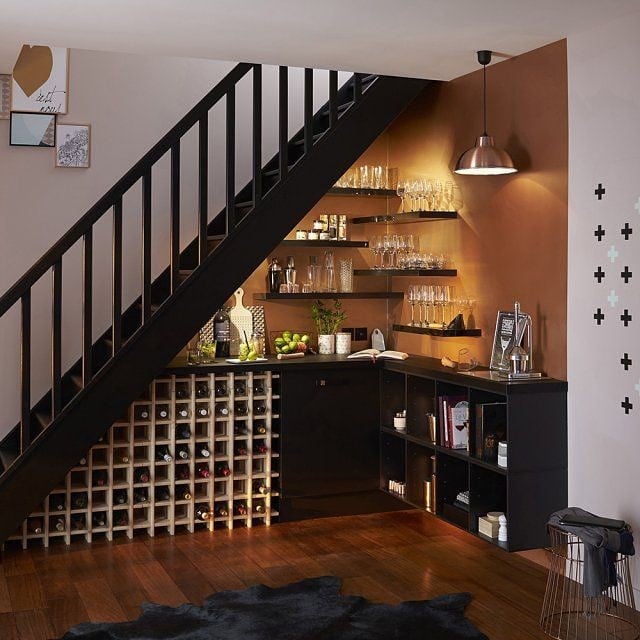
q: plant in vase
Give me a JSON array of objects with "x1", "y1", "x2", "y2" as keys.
[{"x1": 311, "y1": 299, "x2": 347, "y2": 354}]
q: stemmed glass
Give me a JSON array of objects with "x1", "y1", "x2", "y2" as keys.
[
  {"x1": 396, "y1": 181, "x2": 406, "y2": 212},
  {"x1": 407, "y1": 286, "x2": 418, "y2": 326}
]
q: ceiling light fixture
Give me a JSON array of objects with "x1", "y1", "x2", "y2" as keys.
[{"x1": 454, "y1": 50, "x2": 517, "y2": 176}]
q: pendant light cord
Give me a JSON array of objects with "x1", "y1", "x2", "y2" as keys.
[{"x1": 482, "y1": 63, "x2": 487, "y2": 136}]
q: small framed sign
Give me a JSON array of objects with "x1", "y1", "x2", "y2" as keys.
[{"x1": 489, "y1": 310, "x2": 530, "y2": 371}]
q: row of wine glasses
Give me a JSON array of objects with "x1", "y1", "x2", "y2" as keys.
[
  {"x1": 335, "y1": 165, "x2": 399, "y2": 190},
  {"x1": 396, "y1": 179, "x2": 461, "y2": 212},
  {"x1": 407, "y1": 285, "x2": 457, "y2": 328},
  {"x1": 369, "y1": 235, "x2": 449, "y2": 270}
]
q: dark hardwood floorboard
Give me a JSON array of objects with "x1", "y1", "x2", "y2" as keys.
[{"x1": 0, "y1": 510, "x2": 552, "y2": 640}]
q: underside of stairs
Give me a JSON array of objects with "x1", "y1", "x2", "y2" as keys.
[{"x1": 0, "y1": 63, "x2": 431, "y2": 543}]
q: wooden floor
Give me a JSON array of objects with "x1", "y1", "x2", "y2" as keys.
[{"x1": 0, "y1": 509, "x2": 551, "y2": 640}]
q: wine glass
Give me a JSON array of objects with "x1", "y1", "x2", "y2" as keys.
[
  {"x1": 396, "y1": 181, "x2": 406, "y2": 213},
  {"x1": 369, "y1": 235, "x2": 380, "y2": 269},
  {"x1": 407, "y1": 286, "x2": 417, "y2": 326}
]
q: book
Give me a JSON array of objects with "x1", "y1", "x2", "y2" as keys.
[
  {"x1": 475, "y1": 402, "x2": 507, "y2": 461},
  {"x1": 438, "y1": 395, "x2": 468, "y2": 449},
  {"x1": 347, "y1": 349, "x2": 409, "y2": 361}
]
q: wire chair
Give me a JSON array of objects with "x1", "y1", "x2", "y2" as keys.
[{"x1": 540, "y1": 525, "x2": 639, "y2": 640}]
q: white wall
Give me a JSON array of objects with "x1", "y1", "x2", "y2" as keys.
[
  {"x1": 568, "y1": 12, "x2": 640, "y2": 598},
  {"x1": 0, "y1": 48, "x2": 347, "y2": 437}
]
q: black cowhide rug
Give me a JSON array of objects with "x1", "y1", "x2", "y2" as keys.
[{"x1": 61, "y1": 576, "x2": 488, "y2": 639}]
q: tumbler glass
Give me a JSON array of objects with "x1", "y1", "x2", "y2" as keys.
[{"x1": 339, "y1": 258, "x2": 353, "y2": 293}]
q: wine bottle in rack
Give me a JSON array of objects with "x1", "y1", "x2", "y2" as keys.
[
  {"x1": 254, "y1": 422, "x2": 267, "y2": 435},
  {"x1": 53, "y1": 517, "x2": 65, "y2": 532},
  {"x1": 113, "y1": 489, "x2": 128, "y2": 505},
  {"x1": 253, "y1": 500, "x2": 266, "y2": 514},
  {"x1": 133, "y1": 489, "x2": 148, "y2": 504},
  {"x1": 136, "y1": 406, "x2": 150, "y2": 421},
  {"x1": 196, "y1": 405, "x2": 210, "y2": 418},
  {"x1": 50, "y1": 495, "x2": 66, "y2": 511},
  {"x1": 195, "y1": 382, "x2": 210, "y2": 398},
  {"x1": 234, "y1": 503, "x2": 248, "y2": 516},
  {"x1": 71, "y1": 492, "x2": 88, "y2": 509},
  {"x1": 176, "y1": 445, "x2": 190, "y2": 460},
  {"x1": 117, "y1": 451, "x2": 130, "y2": 464},
  {"x1": 71, "y1": 515, "x2": 86, "y2": 531},
  {"x1": 215, "y1": 504, "x2": 229, "y2": 518},
  {"x1": 156, "y1": 406, "x2": 170, "y2": 420},
  {"x1": 176, "y1": 386, "x2": 189, "y2": 400},
  {"x1": 176, "y1": 466, "x2": 190, "y2": 480},
  {"x1": 253, "y1": 480, "x2": 270, "y2": 495},
  {"x1": 197, "y1": 444, "x2": 211, "y2": 458},
  {"x1": 77, "y1": 457, "x2": 87, "y2": 466},
  {"x1": 155, "y1": 486, "x2": 170, "y2": 502},
  {"x1": 92, "y1": 513, "x2": 107, "y2": 528},
  {"x1": 29, "y1": 519, "x2": 43, "y2": 534},
  {"x1": 234, "y1": 401, "x2": 248, "y2": 417},
  {"x1": 253, "y1": 400, "x2": 267, "y2": 415},
  {"x1": 234, "y1": 380, "x2": 247, "y2": 396},
  {"x1": 254, "y1": 442, "x2": 269, "y2": 455},
  {"x1": 234, "y1": 443, "x2": 248, "y2": 457},
  {"x1": 176, "y1": 425, "x2": 191, "y2": 440},
  {"x1": 196, "y1": 464, "x2": 211, "y2": 479},
  {"x1": 114, "y1": 511, "x2": 129, "y2": 527},
  {"x1": 214, "y1": 462, "x2": 230, "y2": 477},
  {"x1": 214, "y1": 381, "x2": 228, "y2": 396},
  {"x1": 234, "y1": 422, "x2": 248, "y2": 436},
  {"x1": 215, "y1": 403, "x2": 230, "y2": 418},
  {"x1": 253, "y1": 380, "x2": 265, "y2": 395},
  {"x1": 177, "y1": 486, "x2": 192, "y2": 500},
  {"x1": 195, "y1": 505, "x2": 211, "y2": 521},
  {"x1": 134, "y1": 467, "x2": 150, "y2": 483},
  {"x1": 176, "y1": 406, "x2": 190, "y2": 419},
  {"x1": 155, "y1": 446, "x2": 173, "y2": 463},
  {"x1": 92, "y1": 470, "x2": 108, "y2": 486}
]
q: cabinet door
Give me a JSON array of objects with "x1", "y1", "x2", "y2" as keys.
[{"x1": 281, "y1": 368, "x2": 380, "y2": 497}]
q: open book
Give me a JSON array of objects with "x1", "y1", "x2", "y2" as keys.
[{"x1": 347, "y1": 349, "x2": 409, "y2": 361}]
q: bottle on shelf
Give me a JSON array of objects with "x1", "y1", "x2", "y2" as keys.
[
  {"x1": 71, "y1": 515, "x2": 86, "y2": 531},
  {"x1": 133, "y1": 489, "x2": 148, "y2": 504},
  {"x1": 253, "y1": 480, "x2": 270, "y2": 495},
  {"x1": 92, "y1": 470, "x2": 108, "y2": 487},
  {"x1": 53, "y1": 517, "x2": 65, "y2": 532},
  {"x1": 213, "y1": 308, "x2": 231, "y2": 358},
  {"x1": 92, "y1": 513, "x2": 107, "y2": 528},
  {"x1": 234, "y1": 401, "x2": 248, "y2": 417},
  {"x1": 234, "y1": 443, "x2": 248, "y2": 457},
  {"x1": 134, "y1": 467, "x2": 150, "y2": 483},
  {"x1": 215, "y1": 504, "x2": 229, "y2": 518},
  {"x1": 234, "y1": 422, "x2": 248, "y2": 436},
  {"x1": 155, "y1": 446, "x2": 173, "y2": 463},
  {"x1": 135, "y1": 406, "x2": 150, "y2": 421},
  {"x1": 117, "y1": 450, "x2": 130, "y2": 464},
  {"x1": 176, "y1": 445, "x2": 190, "y2": 460},
  {"x1": 50, "y1": 495, "x2": 66, "y2": 511},
  {"x1": 234, "y1": 380, "x2": 247, "y2": 396},
  {"x1": 254, "y1": 442, "x2": 269, "y2": 455},
  {"x1": 176, "y1": 425, "x2": 192, "y2": 440},
  {"x1": 196, "y1": 405, "x2": 210, "y2": 418},
  {"x1": 267, "y1": 257, "x2": 283, "y2": 294},
  {"x1": 113, "y1": 489, "x2": 128, "y2": 505},
  {"x1": 155, "y1": 486, "x2": 170, "y2": 502},
  {"x1": 215, "y1": 403, "x2": 230, "y2": 418},
  {"x1": 254, "y1": 422, "x2": 267, "y2": 435},
  {"x1": 195, "y1": 505, "x2": 211, "y2": 521},
  {"x1": 214, "y1": 381, "x2": 228, "y2": 396},
  {"x1": 29, "y1": 519, "x2": 43, "y2": 534},
  {"x1": 234, "y1": 502, "x2": 248, "y2": 516},
  {"x1": 177, "y1": 486, "x2": 192, "y2": 501},
  {"x1": 253, "y1": 380, "x2": 265, "y2": 395},
  {"x1": 214, "y1": 462, "x2": 230, "y2": 477},
  {"x1": 176, "y1": 386, "x2": 189, "y2": 400},
  {"x1": 176, "y1": 406, "x2": 190, "y2": 419},
  {"x1": 196, "y1": 464, "x2": 211, "y2": 479},
  {"x1": 253, "y1": 500, "x2": 267, "y2": 514},
  {"x1": 176, "y1": 465, "x2": 190, "y2": 480},
  {"x1": 253, "y1": 400, "x2": 267, "y2": 415},
  {"x1": 114, "y1": 511, "x2": 129, "y2": 527},
  {"x1": 195, "y1": 382, "x2": 210, "y2": 398},
  {"x1": 77, "y1": 457, "x2": 87, "y2": 466},
  {"x1": 156, "y1": 406, "x2": 170, "y2": 420},
  {"x1": 197, "y1": 445, "x2": 211, "y2": 458},
  {"x1": 71, "y1": 492, "x2": 88, "y2": 509}
]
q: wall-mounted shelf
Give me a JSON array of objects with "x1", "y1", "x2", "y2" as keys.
[
  {"x1": 255, "y1": 292, "x2": 404, "y2": 300},
  {"x1": 351, "y1": 211, "x2": 458, "y2": 225},
  {"x1": 281, "y1": 240, "x2": 369, "y2": 248},
  {"x1": 393, "y1": 323, "x2": 481, "y2": 337},
  {"x1": 326, "y1": 187, "x2": 397, "y2": 197},
  {"x1": 354, "y1": 269, "x2": 457, "y2": 277}
]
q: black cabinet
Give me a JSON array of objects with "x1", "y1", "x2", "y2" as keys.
[{"x1": 280, "y1": 367, "x2": 380, "y2": 499}]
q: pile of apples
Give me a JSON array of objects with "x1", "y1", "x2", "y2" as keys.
[{"x1": 274, "y1": 331, "x2": 310, "y2": 355}]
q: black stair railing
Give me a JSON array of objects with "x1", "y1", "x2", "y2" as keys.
[{"x1": 0, "y1": 62, "x2": 374, "y2": 475}]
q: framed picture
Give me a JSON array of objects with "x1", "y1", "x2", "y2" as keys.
[
  {"x1": 0, "y1": 74, "x2": 10, "y2": 119},
  {"x1": 489, "y1": 309, "x2": 530, "y2": 371},
  {"x1": 56, "y1": 124, "x2": 90, "y2": 168},
  {"x1": 11, "y1": 45, "x2": 69, "y2": 114},
  {"x1": 9, "y1": 111, "x2": 56, "y2": 147}
]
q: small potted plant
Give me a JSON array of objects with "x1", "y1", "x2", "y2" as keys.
[{"x1": 311, "y1": 299, "x2": 346, "y2": 354}]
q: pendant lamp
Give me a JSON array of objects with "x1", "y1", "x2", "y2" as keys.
[{"x1": 454, "y1": 50, "x2": 517, "y2": 176}]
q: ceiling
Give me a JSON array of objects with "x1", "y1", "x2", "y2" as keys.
[{"x1": 1, "y1": 0, "x2": 639, "y2": 79}]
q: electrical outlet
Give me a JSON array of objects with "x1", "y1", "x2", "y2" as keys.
[{"x1": 354, "y1": 327, "x2": 368, "y2": 341}]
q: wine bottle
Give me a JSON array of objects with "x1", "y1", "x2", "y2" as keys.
[
  {"x1": 155, "y1": 446, "x2": 173, "y2": 463},
  {"x1": 176, "y1": 466, "x2": 190, "y2": 480},
  {"x1": 254, "y1": 423, "x2": 267, "y2": 435},
  {"x1": 235, "y1": 402, "x2": 248, "y2": 417},
  {"x1": 253, "y1": 480, "x2": 270, "y2": 495},
  {"x1": 50, "y1": 495, "x2": 66, "y2": 511},
  {"x1": 136, "y1": 406, "x2": 150, "y2": 420},
  {"x1": 155, "y1": 486, "x2": 170, "y2": 502},
  {"x1": 253, "y1": 381, "x2": 265, "y2": 395},
  {"x1": 113, "y1": 489, "x2": 128, "y2": 505},
  {"x1": 253, "y1": 500, "x2": 266, "y2": 514},
  {"x1": 234, "y1": 380, "x2": 247, "y2": 396},
  {"x1": 234, "y1": 422, "x2": 248, "y2": 436},
  {"x1": 254, "y1": 442, "x2": 268, "y2": 455},
  {"x1": 215, "y1": 403, "x2": 230, "y2": 417},
  {"x1": 176, "y1": 445, "x2": 190, "y2": 460},
  {"x1": 93, "y1": 470, "x2": 108, "y2": 487},
  {"x1": 77, "y1": 457, "x2": 87, "y2": 466},
  {"x1": 156, "y1": 406, "x2": 170, "y2": 420},
  {"x1": 214, "y1": 381, "x2": 228, "y2": 396},
  {"x1": 176, "y1": 425, "x2": 191, "y2": 440},
  {"x1": 195, "y1": 505, "x2": 211, "y2": 521},
  {"x1": 114, "y1": 511, "x2": 129, "y2": 527},
  {"x1": 213, "y1": 308, "x2": 231, "y2": 358},
  {"x1": 215, "y1": 504, "x2": 229, "y2": 518},
  {"x1": 214, "y1": 462, "x2": 230, "y2": 477},
  {"x1": 71, "y1": 516, "x2": 86, "y2": 530},
  {"x1": 54, "y1": 517, "x2": 65, "y2": 532},
  {"x1": 92, "y1": 513, "x2": 106, "y2": 528},
  {"x1": 134, "y1": 467, "x2": 150, "y2": 483},
  {"x1": 234, "y1": 443, "x2": 248, "y2": 457},
  {"x1": 133, "y1": 489, "x2": 148, "y2": 504},
  {"x1": 177, "y1": 406, "x2": 190, "y2": 419},
  {"x1": 176, "y1": 386, "x2": 189, "y2": 400},
  {"x1": 234, "y1": 503, "x2": 248, "y2": 516},
  {"x1": 196, "y1": 464, "x2": 211, "y2": 479},
  {"x1": 197, "y1": 445, "x2": 210, "y2": 458},
  {"x1": 29, "y1": 519, "x2": 43, "y2": 534},
  {"x1": 253, "y1": 401, "x2": 267, "y2": 415},
  {"x1": 196, "y1": 405, "x2": 209, "y2": 418},
  {"x1": 71, "y1": 492, "x2": 88, "y2": 509},
  {"x1": 177, "y1": 486, "x2": 192, "y2": 500},
  {"x1": 195, "y1": 382, "x2": 210, "y2": 398}
]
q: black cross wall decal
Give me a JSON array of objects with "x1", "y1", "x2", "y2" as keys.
[
  {"x1": 594, "y1": 267, "x2": 605, "y2": 283},
  {"x1": 594, "y1": 308, "x2": 605, "y2": 325},
  {"x1": 595, "y1": 183, "x2": 606, "y2": 199},
  {"x1": 621, "y1": 266, "x2": 633, "y2": 283},
  {"x1": 621, "y1": 223, "x2": 633, "y2": 240},
  {"x1": 594, "y1": 225, "x2": 605, "y2": 241},
  {"x1": 621, "y1": 353, "x2": 632, "y2": 370},
  {"x1": 622, "y1": 397, "x2": 633, "y2": 414},
  {"x1": 620, "y1": 309, "x2": 632, "y2": 326}
]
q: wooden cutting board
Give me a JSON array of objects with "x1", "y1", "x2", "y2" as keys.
[{"x1": 229, "y1": 288, "x2": 253, "y2": 355}]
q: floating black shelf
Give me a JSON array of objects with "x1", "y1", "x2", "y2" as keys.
[
  {"x1": 281, "y1": 240, "x2": 369, "y2": 248},
  {"x1": 354, "y1": 268, "x2": 457, "y2": 277},
  {"x1": 326, "y1": 187, "x2": 398, "y2": 197},
  {"x1": 392, "y1": 323, "x2": 481, "y2": 337},
  {"x1": 254, "y1": 292, "x2": 404, "y2": 300},
  {"x1": 351, "y1": 211, "x2": 458, "y2": 225}
]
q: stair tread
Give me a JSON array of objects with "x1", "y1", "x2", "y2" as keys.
[
  {"x1": 235, "y1": 200, "x2": 254, "y2": 208},
  {"x1": 292, "y1": 132, "x2": 325, "y2": 147},
  {"x1": 320, "y1": 101, "x2": 354, "y2": 117}
]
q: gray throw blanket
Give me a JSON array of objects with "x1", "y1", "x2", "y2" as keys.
[{"x1": 548, "y1": 507, "x2": 635, "y2": 597}]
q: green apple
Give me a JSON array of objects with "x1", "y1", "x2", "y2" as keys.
[
  {"x1": 301, "y1": 334, "x2": 310, "y2": 344},
  {"x1": 281, "y1": 345, "x2": 291, "y2": 354},
  {"x1": 247, "y1": 351, "x2": 257, "y2": 361},
  {"x1": 292, "y1": 333, "x2": 301, "y2": 342}
]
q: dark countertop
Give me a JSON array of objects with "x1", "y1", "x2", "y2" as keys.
[{"x1": 165, "y1": 353, "x2": 567, "y2": 395}]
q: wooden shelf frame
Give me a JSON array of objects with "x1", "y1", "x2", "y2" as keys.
[
  {"x1": 254, "y1": 292, "x2": 404, "y2": 300},
  {"x1": 354, "y1": 269, "x2": 457, "y2": 277},
  {"x1": 281, "y1": 240, "x2": 369, "y2": 248},
  {"x1": 351, "y1": 211, "x2": 458, "y2": 224},
  {"x1": 392, "y1": 323, "x2": 482, "y2": 337}
]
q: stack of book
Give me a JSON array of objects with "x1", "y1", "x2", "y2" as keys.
[{"x1": 438, "y1": 395, "x2": 469, "y2": 449}]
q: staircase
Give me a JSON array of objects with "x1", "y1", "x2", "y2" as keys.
[{"x1": 0, "y1": 63, "x2": 430, "y2": 543}]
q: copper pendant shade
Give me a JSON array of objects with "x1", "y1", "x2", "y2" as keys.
[{"x1": 454, "y1": 51, "x2": 517, "y2": 176}]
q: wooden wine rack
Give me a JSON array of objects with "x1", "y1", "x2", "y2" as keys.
[{"x1": 6, "y1": 371, "x2": 281, "y2": 548}]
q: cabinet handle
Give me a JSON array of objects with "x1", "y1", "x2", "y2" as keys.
[{"x1": 315, "y1": 378, "x2": 348, "y2": 387}]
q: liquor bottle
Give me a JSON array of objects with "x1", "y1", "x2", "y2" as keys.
[
  {"x1": 114, "y1": 511, "x2": 129, "y2": 527},
  {"x1": 253, "y1": 500, "x2": 266, "y2": 514},
  {"x1": 234, "y1": 443, "x2": 248, "y2": 457},
  {"x1": 197, "y1": 464, "x2": 211, "y2": 479},
  {"x1": 176, "y1": 425, "x2": 191, "y2": 440},
  {"x1": 176, "y1": 406, "x2": 190, "y2": 419},
  {"x1": 155, "y1": 446, "x2": 173, "y2": 463},
  {"x1": 267, "y1": 257, "x2": 282, "y2": 294},
  {"x1": 156, "y1": 406, "x2": 170, "y2": 420},
  {"x1": 92, "y1": 513, "x2": 106, "y2": 528},
  {"x1": 196, "y1": 405, "x2": 209, "y2": 418},
  {"x1": 195, "y1": 382, "x2": 210, "y2": 398},
  {"x1": 113, "y1": 489, "x2": 128, "y2": 505},
  {"x1": 234, "y1": 502, "x2": 248, "y2": 516},
  {"x1": 136, "y1": 406, "x2": 150, "y2": 421},
  {"x1": 197, "y1": 445, "x2": 211, "y2": 458},
  {"x1": 214, "y1": 462, "x2": 230, "y2": 477},
  {"x1": 53, "y1": 517, "x2": 65, "y2": 532},
  {"x1": 155, "y1": 486, "x2": 170, "y2": 502},
  {"x1": 177, "y1": 486, "x2": 192, "y2": 500},
  {"x1": 253, "y1": 401, "x2": 267, "y2": 415},
  {"x1": 234, "y1": 380, "x2": 247, "y2": 396},
  {"x1": 215, "y1": 403, "x2": 230, "y2": 418},
  {"x1": 50, "y1": 495, "x2": 66, "y2": 511},
  {"x1": 253, "y1": 380, "x2": 265, "y2": 395},
  {"x1": 71, "y1": 515, "x2": 86, "y2": 531},
  {"x1": 133, "y1": 489, "x2": 148, "y2": 504},
  {"x1": 176, "y1": 445, "x2": 190, "y2": 460},
  {"x1": 213, "y1": 308, "x2": 231, "y2": 358},
  {"x1": 254, "y1": 442, "x2": 268, "y2": 455},
  {"x1": 176, "y1": 386, "x2": 189, "y2": 400},
  {"x1": 215, "y1": 504, "x2": 229, "y2": 518},
  {"x1": 214, "y1": 381, "x2": 228, "y2": 396},
  {"x1": 176, "y1": 466, "x2": 190, "y2": 480},
  {"x1": 254, "y1": 423, "x2": 267, "y2": 435},
  {"x1": 118, "y1": 451, "x2": 130, "y2": 464},
  {"x1": 234, "y1": 402, "x2": 248, "y2": 417},
  {"x1": 234, "y1": 422, "x2": 248, "y2": 436},
  {"x1": 195, "y1": 505, "x2": 211, "y2": 521},
  {"x1": 134, "y1": 467, "x2": 150, "y2": 483},
  {"x1": 29, "y1": 519, "x2": 43, "y2": 534},
  {"x1": 71, "y1": 492, "x2": 88, "y2": 509},
  {"x1": 93, "y1": 470, "x2": 108, "y2": 487},
  {"x1": 253, "y1": 480, "x2": 270, "y2": 495}
]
